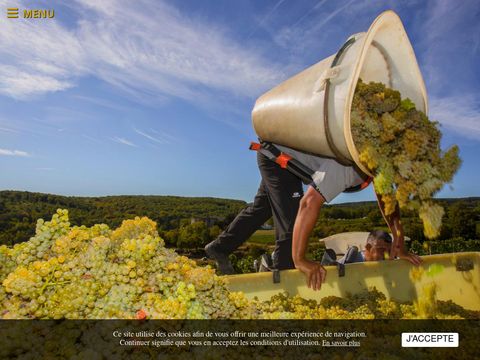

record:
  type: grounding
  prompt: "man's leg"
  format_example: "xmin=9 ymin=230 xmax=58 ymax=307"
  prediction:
xmin=211 ymin=181 xmax=272 ymax=254
xmin=205 ymin=180 xmax=272 ymax=273
xmin=257 ymin=152 xmax=303 ymax=270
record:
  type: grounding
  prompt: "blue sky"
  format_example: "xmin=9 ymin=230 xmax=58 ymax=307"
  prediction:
xmin=0 ymin=0 xmax=478 ymax=203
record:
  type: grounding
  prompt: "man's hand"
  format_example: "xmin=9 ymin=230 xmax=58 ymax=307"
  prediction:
xmin=374 ymin=190 xmax=422 ymax=266
xmin=391 ymin=247 xmax=422 ymax=266
xmin=295 ymin=259 xmax=327 ymax=291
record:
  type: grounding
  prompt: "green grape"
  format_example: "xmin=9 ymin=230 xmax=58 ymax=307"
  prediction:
xmin=419 ymin=202 xmax=445 ymax=239
xmin=351 ymin=80 xmax=462 ymax=238
xmin=1 ymin=210 xmax=477 ymax=322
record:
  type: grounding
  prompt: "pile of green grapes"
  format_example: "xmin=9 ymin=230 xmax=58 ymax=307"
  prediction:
xmin=1 ymin=210 xmax=477 ymax=320
xmin=351 ymin=80 xmax=461 ymax=239
xmin=1 ymin=210 xmax=240 ymax=319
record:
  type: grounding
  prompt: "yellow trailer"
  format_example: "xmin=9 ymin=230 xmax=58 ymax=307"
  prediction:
xmin=224 ymin=252 xmax=480 ymax=311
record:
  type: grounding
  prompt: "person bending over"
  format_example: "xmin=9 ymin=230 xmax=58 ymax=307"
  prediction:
xmin=205 ymin=143 xmax=421 ymax=290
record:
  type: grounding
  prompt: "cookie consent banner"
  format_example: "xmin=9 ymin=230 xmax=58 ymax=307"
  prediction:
xmin=1 ymin=320 xmax=478 ymax=359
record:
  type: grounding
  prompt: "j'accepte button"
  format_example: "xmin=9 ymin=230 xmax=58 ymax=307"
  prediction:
xmin=401 ymin=333 xmax=458 ymax=347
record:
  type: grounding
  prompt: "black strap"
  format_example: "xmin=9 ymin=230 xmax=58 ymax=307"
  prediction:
xmin=260 ymin=141 xmax=316 ymax=185
xmin=337 ymin=263 xmax=345 ymax=277
xmin=320 ymin=248 xmax=345 ymax=277
xmin=252 ymin=141 xmax=367 ymax=193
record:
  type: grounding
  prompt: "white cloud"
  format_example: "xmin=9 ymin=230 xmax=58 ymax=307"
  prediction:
xmin=77 ymin=0 xmax=285 ymax=101
xmin=111 ymin=136 xmax=137 ymax=147
xmin=273 ymin=0 xmax=363 ymax=52
xmin=0 ymin=126 xmax=19 ymax=133
xmin=71 ymin=0 xmax=118 ymax=16
xmin=71 ymin=94 xmax=131 ymax=112
xmin=429 ymin=95 xmax=480 ymax=140
xmin=134 ymin=128 xmax=167 ymax=145
xmin=150 ymin=129 xmax=179 ymax=143
xmin=0 ymin=1 xmax=87 ymax=99
xmin=0 ymin=148 xmax=30 ymax=157
xmin=0 ymin=65 xmax=73 ymax=99
xmin=0 ymin=0 xmax=285 ymax=105
xmin=82 ymin=134 xmax=102 ymax=143
xmin=247 ymin=0 xmax=287 ymax=39
xmin=417 ymin=0 xmax=480 ymax=91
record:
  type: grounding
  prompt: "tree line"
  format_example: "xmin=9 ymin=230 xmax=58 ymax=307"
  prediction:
xmin=0 ymin=191 xmax=245 ymax=247
xmin=0 ymin=191 xmax=478 ymax=249
xmin=314 ymin=198 xmax=479 ymax=243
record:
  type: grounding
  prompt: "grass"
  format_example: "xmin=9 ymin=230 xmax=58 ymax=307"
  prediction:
xmin=243 ymin=229 xmax=324 ymax=265
xmin=247 ymin=229 xmax=275 ymax=245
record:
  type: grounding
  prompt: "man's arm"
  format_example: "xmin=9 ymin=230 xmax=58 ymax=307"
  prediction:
xmin=374 ymin=191 xmax=422 ymax=266
xmin=292 ymin=186 xmax=327 ymax=290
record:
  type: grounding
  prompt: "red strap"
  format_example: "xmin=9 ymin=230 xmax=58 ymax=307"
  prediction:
xmin=249 ymin=142 xmax=261 ymax=151
xmin=276 ymin=153 xmax=292 ymax=169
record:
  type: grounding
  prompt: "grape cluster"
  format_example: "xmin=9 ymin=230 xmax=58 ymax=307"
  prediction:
xmin=1 ymin=210 xmax=477 ymax=320
xmin=351 ymin=80 xmax=461 ymax=238
xmin=1 ymin=210 xmax=243 ymax=319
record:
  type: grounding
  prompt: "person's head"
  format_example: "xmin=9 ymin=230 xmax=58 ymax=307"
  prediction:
xmin=363 ymin=230 xmax=392 ymax=261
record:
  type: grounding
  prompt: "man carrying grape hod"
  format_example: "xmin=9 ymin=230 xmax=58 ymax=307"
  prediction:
xmin=206 ymin=81 xmax=460 ymax=291
xmin=205 ymin=139 xmax=421 ymax=290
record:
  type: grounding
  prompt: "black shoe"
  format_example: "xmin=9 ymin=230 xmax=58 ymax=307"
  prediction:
xmin=257 ymin=253 xmax=275 ymax=272
xmin=320 ymin=248 xmax=338 ymax=266
xmin=204 ymin=243 xmax=235 ymax=275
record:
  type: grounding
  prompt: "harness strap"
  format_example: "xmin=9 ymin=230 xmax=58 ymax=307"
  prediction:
xmin=250 ymin=141 xmax=371 ymax=194
xmin=276 ymin=153 xmax=292 ymax=169
xmin=250 ymin=141 xmax=315 ymax=185
xmin=343 ymin=177 xmax=372 ymax=193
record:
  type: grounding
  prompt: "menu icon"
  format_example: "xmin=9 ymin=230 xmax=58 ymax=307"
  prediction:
xmin=7 ymin=7 xmax=19 ymax=18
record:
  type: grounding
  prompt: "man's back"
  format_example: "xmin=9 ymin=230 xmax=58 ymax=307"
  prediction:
xmin=274 ymin=143 xmax=364 ymax=202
